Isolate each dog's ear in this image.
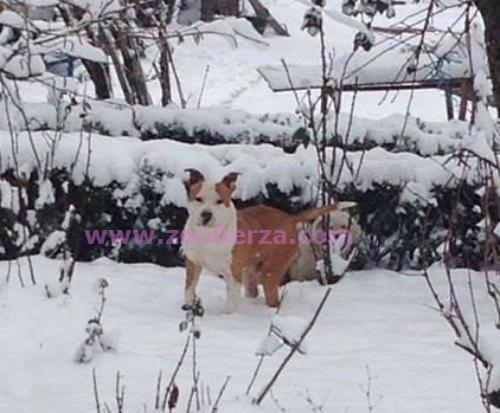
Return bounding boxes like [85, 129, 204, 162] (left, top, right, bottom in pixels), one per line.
[184, 168, 205, 192]
[220, 172, 240, 192]
[185, 168, 205, 186]
[216, 172, 239, 207]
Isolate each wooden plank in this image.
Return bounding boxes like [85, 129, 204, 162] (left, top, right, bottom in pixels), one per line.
[258, 75, 471, 93]
[247, 0, 288, 36]
[258, 64, 471, 93]
[338, 78, 469, 92]
[372, 25, 460, 35]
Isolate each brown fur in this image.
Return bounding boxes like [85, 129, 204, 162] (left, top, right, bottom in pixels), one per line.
[230, 205, 340, 307]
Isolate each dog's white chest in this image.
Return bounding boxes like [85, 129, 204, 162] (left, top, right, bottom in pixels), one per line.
[182, 223, 235, 277]
[187, 243, 233, 276]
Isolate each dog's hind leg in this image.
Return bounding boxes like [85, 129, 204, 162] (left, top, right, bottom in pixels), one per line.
[260, 252, 297, 308]
[243, 266, 259, 298]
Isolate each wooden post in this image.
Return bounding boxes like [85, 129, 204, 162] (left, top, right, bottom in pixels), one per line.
[218, 0, 239, 16]
[458, 79, 469, 121]
[444, 84, 454, 120]
[201, 0, 215, 21]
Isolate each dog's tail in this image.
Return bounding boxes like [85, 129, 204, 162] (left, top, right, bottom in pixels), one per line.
[293, 202, 357, 223]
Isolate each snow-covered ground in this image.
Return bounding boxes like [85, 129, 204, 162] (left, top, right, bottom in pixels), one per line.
[0, 256, 494, 412]
[1, 1, 498, 412]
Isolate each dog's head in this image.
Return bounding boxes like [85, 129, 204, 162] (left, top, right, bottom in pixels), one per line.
[184, 169, 239, 227]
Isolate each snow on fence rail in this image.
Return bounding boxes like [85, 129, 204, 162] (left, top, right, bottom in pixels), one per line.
[258, 34, 471, 92]
[257, 38, 475, 120]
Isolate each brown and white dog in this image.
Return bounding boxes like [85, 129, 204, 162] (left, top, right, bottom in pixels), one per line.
[182, 169, 343, 311]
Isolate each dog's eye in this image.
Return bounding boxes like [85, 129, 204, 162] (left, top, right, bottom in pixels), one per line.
[216, 199, 223, 205]
[195, 197, 203, 202]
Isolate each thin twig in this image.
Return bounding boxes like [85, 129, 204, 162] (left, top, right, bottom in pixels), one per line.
[210, 376, 231, 413]
[254, 288, 332, 405]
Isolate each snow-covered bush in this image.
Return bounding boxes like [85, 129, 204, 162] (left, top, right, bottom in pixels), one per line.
[9, 100, 471, 155]
[1, 152, 496, 271]
[0, 109, 497, 271]
[340, 181, 488, 270]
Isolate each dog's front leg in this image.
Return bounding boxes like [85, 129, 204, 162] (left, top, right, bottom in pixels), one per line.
[185, 258, 202, 305]
[225, 274, 241, 313]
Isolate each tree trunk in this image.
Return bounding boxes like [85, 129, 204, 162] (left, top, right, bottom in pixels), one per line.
[201, 0, 215, 21]
[58, 5, 112, 99]
[158, 0, 172, 106]
[113, 23, 152, 106]
[81, 61, 112, 100]
[166, 0, 177, 23]
[99, 27, 135, 104]
[474, 0, 500, 117]
[218, 0, 239, 16]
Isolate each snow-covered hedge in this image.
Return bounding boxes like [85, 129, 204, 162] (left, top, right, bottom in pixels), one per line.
[16, 101, 472, 155]
[21, 102, 306, 150]
[0, 131, 497, 269]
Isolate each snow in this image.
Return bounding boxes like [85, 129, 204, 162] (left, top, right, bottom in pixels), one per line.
[32, 37, 109, 64]
[40, 230, 66, 255]
[494, 223, 500, 238]
[24, 0, 59, 6]
[0, 129, 480, 206]
[257, 0, 472, 96]
[0, 46, 45, 78]
[3, 98, 476, 157]
[0, 10, 27, 30]
[64, 0, 121, 18]
[0, 257, 495, 412]
[256, 314, 310, 356]
[258, 38, 470, 92]
[1, 1, 498, 412]
[461, 130, 497, 164]
[15, 101, 303, 141]
[327, 112, 467, 155]
[134, 105, 300, 142]
[469, 21, 498, 145]
[0, 179, 21, 213]
[126, 0, 470, 121]
[35, 179, 56, 209]
[0, 0, 477, 122]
